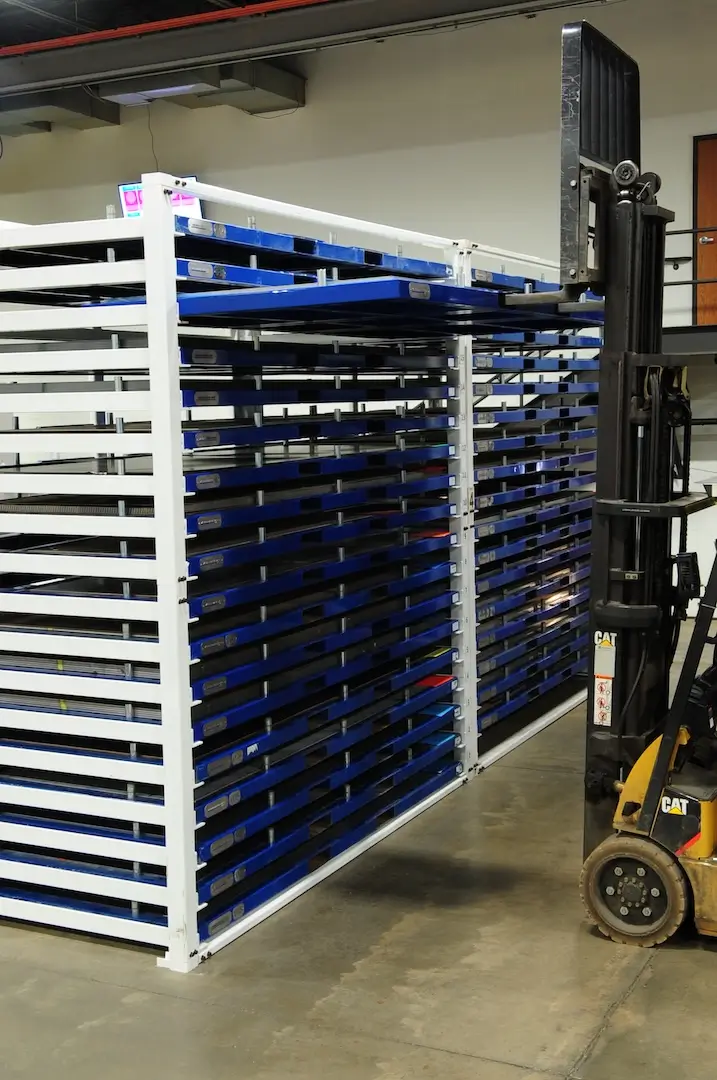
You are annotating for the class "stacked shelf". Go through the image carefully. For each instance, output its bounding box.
[0,196,469,970]
[473,337,598,738]
[0,175,601,969]
[0,212,453,307]
[179,351,462,943]
[0,356,463,947]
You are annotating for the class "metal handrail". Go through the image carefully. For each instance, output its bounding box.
[666,277,717,287]
[666,225,717,236]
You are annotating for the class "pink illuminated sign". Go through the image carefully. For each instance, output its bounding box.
[118,178,203,220]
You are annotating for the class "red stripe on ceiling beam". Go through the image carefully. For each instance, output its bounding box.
[0,0,337,58]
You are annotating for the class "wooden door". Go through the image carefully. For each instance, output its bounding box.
[695,135,717,324]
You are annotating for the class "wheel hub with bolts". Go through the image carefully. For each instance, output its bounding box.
[597,857,668,926]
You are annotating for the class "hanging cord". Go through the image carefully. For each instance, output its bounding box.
[145,105,159,170]
[249,108,301,121]
[617,639,649,737]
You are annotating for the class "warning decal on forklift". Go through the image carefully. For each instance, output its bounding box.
[593,631,616,727]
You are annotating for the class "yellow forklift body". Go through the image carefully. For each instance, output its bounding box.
[613,731,689,831]
[611,731,717,935]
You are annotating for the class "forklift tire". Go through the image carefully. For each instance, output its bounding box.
[580,834,690,947]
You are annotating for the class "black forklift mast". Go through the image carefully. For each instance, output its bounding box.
[557,23,714,855]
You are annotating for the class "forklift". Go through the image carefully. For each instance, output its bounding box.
[524,22,717,946]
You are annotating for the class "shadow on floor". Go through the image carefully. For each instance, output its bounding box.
[327,850,525,907]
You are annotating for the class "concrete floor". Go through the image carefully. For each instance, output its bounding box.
[2,706,717,1079]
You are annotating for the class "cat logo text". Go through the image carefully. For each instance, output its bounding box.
[661,796,689,816]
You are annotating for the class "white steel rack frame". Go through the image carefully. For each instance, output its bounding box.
[0,174,585,972]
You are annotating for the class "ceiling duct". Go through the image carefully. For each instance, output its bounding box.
[0,88,119,136]
[98,60,305,114]
[98,68,223,106]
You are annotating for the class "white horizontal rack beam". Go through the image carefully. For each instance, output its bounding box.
[0,858,166,907]
[1,379,150,395]
[159,173,456,251]
[0,553,158,579]
[0,475,155,498]
[0,304,148,334]
[0,706,163,746]
[0,511,156,538]
[2,390,151,413]
[0,593,158,621]
[0,348,150,374]
[153,172,561,271]
[0,217,143,250]
[0,746,163,785]
[0,433,152,455]
[0,629,159,662]
[0,820,165,865]
[0,260,145,293]
[0,782,166,826]
[0,669,162,705]
[0,896,169,948]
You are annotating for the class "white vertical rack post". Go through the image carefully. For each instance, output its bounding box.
[448,242,479,772]
[142,176,201,973]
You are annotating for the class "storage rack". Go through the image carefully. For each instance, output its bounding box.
[0,176,599,970]
[472,335,598,756]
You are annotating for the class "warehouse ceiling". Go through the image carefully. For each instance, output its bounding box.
[0,0,606,135]
[0,1,257,46]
